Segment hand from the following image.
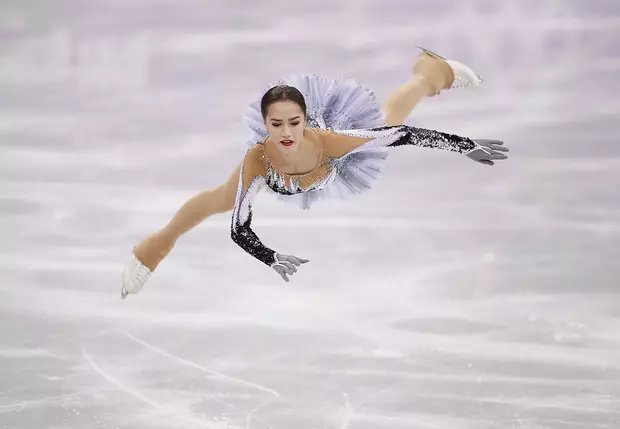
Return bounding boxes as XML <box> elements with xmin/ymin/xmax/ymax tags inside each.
<box><xmin>271</xmin><ymin>253</ymin><xmax>310</xmax><ymax>282</ymax></box>
<box><xmin>466</xmin><ymin>139</ymin><xmax>509</xmax><ymax>166</ymax></box>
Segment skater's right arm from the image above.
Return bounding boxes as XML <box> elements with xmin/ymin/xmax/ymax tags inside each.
<box><xmin>230</xmin><ymin>146</ymin><xmax>279</xmax><ymax>266</ymax></box>
<box><xmin>230</xmin><ymin>147</ymin><xmax>310</xmax><ymax>281</ymax></box>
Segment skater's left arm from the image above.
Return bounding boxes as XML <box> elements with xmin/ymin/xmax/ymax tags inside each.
<box><xmin>317</xmin><ymin>126</ymin><xmax>508</xmax><ymax>165</ymax></box>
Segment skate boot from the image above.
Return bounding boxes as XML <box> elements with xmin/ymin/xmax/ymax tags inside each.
<box><xmin>121</xmin><ymin>233</ymin><xmax>173</xmax><ymax>299</ymax></box>
<box><xmin>415</xmin><ymin>46</ymin><xmax>483</xmax><ymax>93</ymax></box>
<box><xmin>121</xmin><ymin>252</ymin><xmax>152</xmax><ymax>299</ymax></box>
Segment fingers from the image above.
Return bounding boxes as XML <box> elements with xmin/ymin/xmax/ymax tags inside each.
<box><xmin>468</xmin><ymin>142</ymin><xmax>509</xmax><ymax>166</ymax></box>
<box><xmin>273</xmin><ymin>265</ymin><xmax>290</xmax><ymax>282</ymax></box>
<box><xmin>275</xmin><ymin>261</ymin><xmax>297</xmax><ymax>275</ymax></box>
<box><xmin>278</xmin><ymin>254</ymin><xmax>310</xmax><ymax>266</ymax></box>
<box><xmin>475</xmin><ymin>139</ymin><xmax>510</xmax><ymax>152</ymax></box>
<box><xmin>478</xmin><ymin>149</ymin><xmax>506</xmax><ymax>161</ymax></box>
<box><xmin>273</xmin><ymin>253</ymin><xmax>310</xmax><ymax>282</ymax></box>
<box><xmin>475</xmin><ymin>138</ymin><xmax>503</xmax><ymax>146</ymax></box>
<box><xmin>282</xmin><ymin>261</ymin><xmax>298</xmax><ymax>274</ymax></box>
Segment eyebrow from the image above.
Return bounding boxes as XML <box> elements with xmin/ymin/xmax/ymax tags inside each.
<box><xmin>270</xmin><ymin>116</ymin><xmax>301</xmax><ymax>122</ymax></box>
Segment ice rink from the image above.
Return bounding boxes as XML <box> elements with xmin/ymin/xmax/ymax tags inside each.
<box><xmin>1</xmin><ymin>0</ymin><xmax>619</xmax><ymax>428</ymax></box>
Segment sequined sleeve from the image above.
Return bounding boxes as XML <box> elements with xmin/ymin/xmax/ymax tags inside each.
<box><xmin>381</xmin><ymin>125</ymin><xmax>477</xmax><ymax>152</ymax></box>
<box><xmin>317</xmin><ymin>125</ymin><xmax>478</xmax><ymax>156</ymax></box>
<box><xmin>230</xmin><ymin>147</ymin><xmax>277</xmax><ymax>266</ymax></box>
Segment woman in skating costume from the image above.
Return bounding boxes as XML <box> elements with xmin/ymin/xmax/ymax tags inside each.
<box><xmin>121</xmin><ymin>48</ymin><xmax>508</xmax><ymax>297</ymax></box>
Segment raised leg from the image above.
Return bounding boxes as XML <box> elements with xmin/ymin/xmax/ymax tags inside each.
<box><xmin>383</xmin><ymin>47</ymin><xmax>484</xmax><ymax>126</ymax></box>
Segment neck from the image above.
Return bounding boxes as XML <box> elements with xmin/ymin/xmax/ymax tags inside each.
<box><xmin>265</xmin><ymin>129</ymin><xmax>321</xmax><ymax>175</ymax></box>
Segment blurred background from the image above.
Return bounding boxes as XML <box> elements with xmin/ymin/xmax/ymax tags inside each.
<box><xmin>1</xmin><ymin>0</ymin><xmax>619</xmax><ymax>428</ymax></box>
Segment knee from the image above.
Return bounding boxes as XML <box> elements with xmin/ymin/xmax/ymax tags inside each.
<box><xmin>213</xmin><ymin>183</ymin><xmax>236</xmax><ymax>214</ymax></box>
<box><xmin>220</xmin><ymin>191</ymin><xmax>236</xmax><ymax>213</ymax></box>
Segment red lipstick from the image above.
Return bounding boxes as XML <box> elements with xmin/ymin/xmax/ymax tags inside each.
<box><xmin>280</xmin><ymin>140</ymin><xmax>294</xmax><ymax>147</ymax></box>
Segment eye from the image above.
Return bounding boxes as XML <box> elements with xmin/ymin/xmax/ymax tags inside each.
<box><xmin>271</xmin><ymin>123</ymin><xmax>281</xmax><ymax>127</ymax></box>
<box><xmin>290</xmin><ymin>122</ymin><xmax>300</xmax><ymax>126</ymax></box>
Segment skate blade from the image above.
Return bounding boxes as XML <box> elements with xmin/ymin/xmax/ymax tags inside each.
<box><xmin>416</xmin><ymin>45</ymin><xmax>447</xmax><ymax>61</ymax></box>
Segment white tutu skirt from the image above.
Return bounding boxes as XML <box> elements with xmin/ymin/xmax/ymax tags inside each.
<box><xmin>243</xmin><ymin>74</ymin><xmax>389</xmax><ymax>209</ymax></box>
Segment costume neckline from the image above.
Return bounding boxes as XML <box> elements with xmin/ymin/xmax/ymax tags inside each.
<box><xmin>260</xmin><ymin>129</ymin><xmax>326</xmax><ymax>178</ymax></box>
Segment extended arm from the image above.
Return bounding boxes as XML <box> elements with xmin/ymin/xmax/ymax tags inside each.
<box><xmin>317</xmin><ymin>125</ymin><xmax>508</xmax><ymax>165</ymax></box>
<box><xmin>230</xmin><ymin>147</ymin><xmax>309</xmax><ymax>281</ymax></box>
<box><xmin>230</xmin><ymin>148</ymin><xmax>277</xmax><ymax>266</ymax></box>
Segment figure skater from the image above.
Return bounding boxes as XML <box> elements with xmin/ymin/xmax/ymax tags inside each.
<box><xmin>121</xmin><ymin>47</ymin><xmax>509</xmax><ymax>297</ymax></box>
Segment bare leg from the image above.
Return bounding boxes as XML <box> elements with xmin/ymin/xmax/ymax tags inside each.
<box><xmin>382</xmin><ymin>53</ymin><xmax>454</xmax><ymax>126</ymax></box>
<box><xmin>133</xmin><ymin>163</ymin><xmax>240</xmax><ymax>271</ymax></box>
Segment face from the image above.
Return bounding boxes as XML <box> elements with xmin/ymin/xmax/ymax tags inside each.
<box><xmin>264</xmin><ymin>100</ymin><xmax>306</xmax><ymax>152</ymax></box>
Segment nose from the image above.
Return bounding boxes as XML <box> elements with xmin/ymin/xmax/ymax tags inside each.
<box><xmin>282</xmin><ymin>124</ymin><xmax>292</xmax><ymax>137</ymax></box>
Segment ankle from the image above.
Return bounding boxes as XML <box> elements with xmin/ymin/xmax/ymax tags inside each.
<box><xmin>413</xmin><ymin>54</ymin><xmax>454</xmax><ymax>93</ymax></box>
<box><xmin>413</xmin><ymin>75</ymin><xmax>440</xmax><ymax>97</ymax></box>
<box><xmin>134</xmin><ymin>231</ymin><xmax>175</xmax><ymax>271</ymax></box>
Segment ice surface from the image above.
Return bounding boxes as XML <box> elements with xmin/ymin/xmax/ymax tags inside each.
<box><xmin>1</xmin><ymin>0</ymin><xmax>619</xmax><ymax>428</ymax></box>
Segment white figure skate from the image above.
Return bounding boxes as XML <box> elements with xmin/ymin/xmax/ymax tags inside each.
<box><xmin>417</xmin><ymin>46</ymin><xmax>484</xmax><ymax>89</ymax></box>
<box><xmin>121</xmin><ymin>252</ymin><xmax>151</xmax><ymax>299</ymax></box>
